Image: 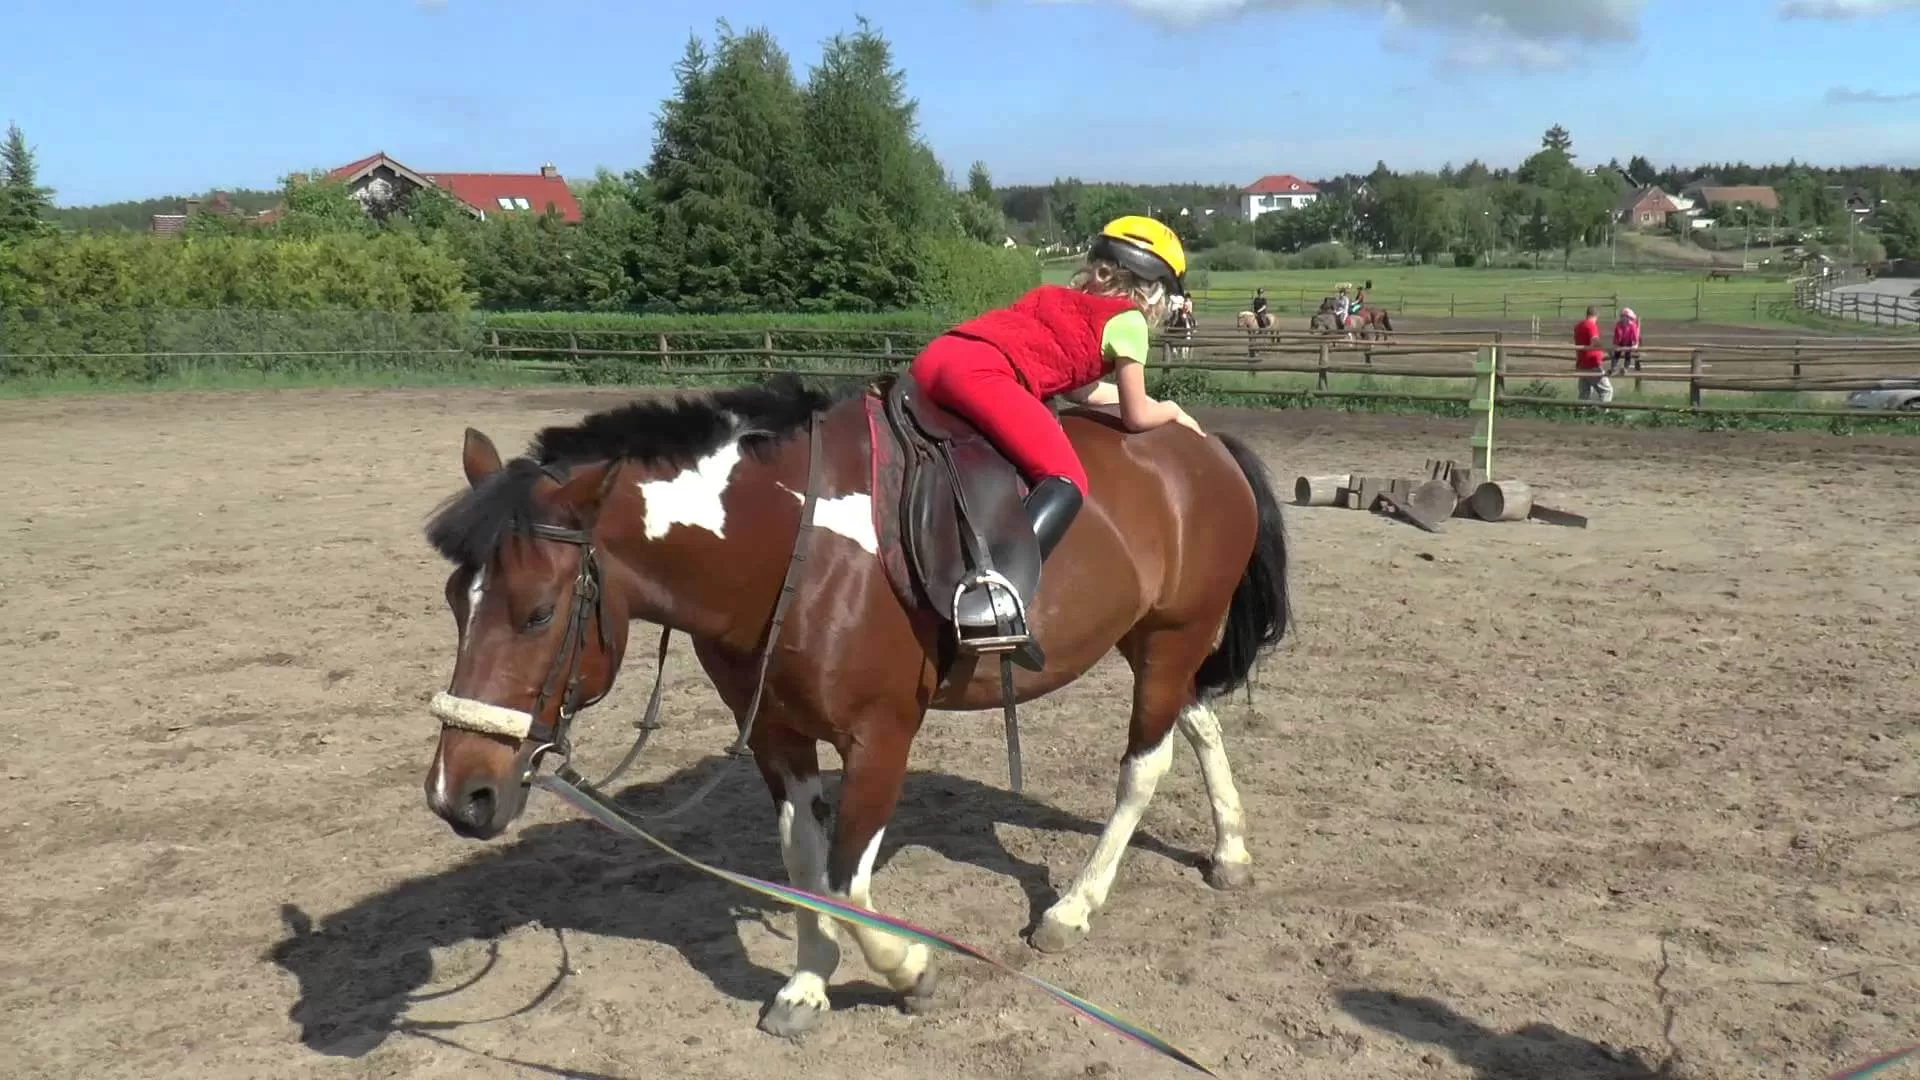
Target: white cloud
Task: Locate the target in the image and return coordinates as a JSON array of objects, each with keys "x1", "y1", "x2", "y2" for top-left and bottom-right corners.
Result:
[
  {"x1": 1029, "y1": 0, "x2": 1643, "y2": 41},
  {"x1": 1779, "y1": 0, "x2": 1920, "y2": 17},
  {"x1": 1825, "y1": 86, "x2": 1920, "y2": 104},
  {"x1": 1030, "y1": 0, "x2": 1641, "y2": 76}
]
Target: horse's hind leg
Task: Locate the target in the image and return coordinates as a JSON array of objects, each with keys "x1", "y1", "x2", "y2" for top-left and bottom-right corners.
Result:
[
  {"x1": 1030, "y1": 625, "x2": 1210, "y2": 954},
  {"x1": 757, "y1": 728, "x2": 844, "y2": 1039},
  {"x1": 1177, "y1": 702, "x2": 1254, "y2": 890}
]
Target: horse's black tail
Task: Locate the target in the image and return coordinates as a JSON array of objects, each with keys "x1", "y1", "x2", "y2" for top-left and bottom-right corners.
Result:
[{"x1": 1194, "y1": 433, "x2": 1291, "y2": 702}]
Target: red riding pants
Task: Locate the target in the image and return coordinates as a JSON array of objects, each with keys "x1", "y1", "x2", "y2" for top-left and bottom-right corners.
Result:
[{"x1": 910, "y1": 335, "x2": 1089, "y2": 493}]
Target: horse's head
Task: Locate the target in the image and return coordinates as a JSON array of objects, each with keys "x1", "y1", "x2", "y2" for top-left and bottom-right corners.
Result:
[{"x1": 421, "y1": 428, "x2": 635, "y2": 839}]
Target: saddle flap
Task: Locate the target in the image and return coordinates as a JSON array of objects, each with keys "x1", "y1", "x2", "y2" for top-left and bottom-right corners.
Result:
[{"x1": 873, "y1": 374, "x2": 1042, "y2": 623}]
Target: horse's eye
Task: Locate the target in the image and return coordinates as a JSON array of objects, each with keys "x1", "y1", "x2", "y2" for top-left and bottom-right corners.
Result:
[{"x1": 524, "y1": 605, "x2": 555, "y2": 631}]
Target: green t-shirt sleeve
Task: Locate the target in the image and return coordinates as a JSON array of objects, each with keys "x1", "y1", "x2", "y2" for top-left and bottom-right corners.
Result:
[{"x1": 1100, "y1": 309, "x2": 1151, "y2": 367}]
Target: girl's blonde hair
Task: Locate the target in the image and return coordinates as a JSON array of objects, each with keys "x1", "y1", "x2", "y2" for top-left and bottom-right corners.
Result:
[{"x1": 1070, "y1": 257, "x2": 1171, "y2": 326}]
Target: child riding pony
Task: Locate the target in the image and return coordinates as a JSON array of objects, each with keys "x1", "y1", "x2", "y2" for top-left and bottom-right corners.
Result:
[{"x1": 910, "y1": 215, "x2": 1202, "y2": 647}]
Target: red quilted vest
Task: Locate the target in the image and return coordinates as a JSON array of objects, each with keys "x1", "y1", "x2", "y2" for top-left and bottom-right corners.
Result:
[{"x1": 945, "y1": 286, "x2": 1141, "y2": 398}]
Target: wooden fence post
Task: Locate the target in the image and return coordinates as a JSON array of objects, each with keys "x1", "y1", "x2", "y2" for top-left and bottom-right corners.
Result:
[
  {"x1": 1792, "y1": 339, "x2": 1802, "y2": 381},
  {"x1": 658, "y1": 332, "x2": 670, "y2": 368},
  {"x1": 1450, "y1": 293, "x2": 1456, "y2": 318},
  {"x1": 488, "y1": 328, "x2": 500, "y2": 364},
  {"x1": 1471, "y1": 345, "x2": 1497, "y2": 478},
  {"x1": 1492, "y1": 331, "x2": 1507, "y2": 396},
  {"x1": 1752, "y1": 292, "x2": 1760, "y2": 318},
  {"x1": 1316, "y1": 340, "x2": 1330, "y2": 390},
  {"x1": 1502, "y1": 293, "x2": 1511, "y2": 319},
  {"x1": 568, "y1": 330, "x2": 580, "y2": 371},
  {"x1": 1689, "y1": 349, "x2": 1703, "y2": 409},
  {"x1": 1694, "y1": 283, "x2": 1703, "y2": 322}
]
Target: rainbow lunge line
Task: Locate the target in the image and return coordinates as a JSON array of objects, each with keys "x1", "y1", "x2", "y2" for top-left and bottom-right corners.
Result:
[
  {"x1": 1830, "y1": 1045, "x2": 1920, "y2": 1080},
  {"x1": 535, "y1": 771, "x2": 1219, "y2": 1076}
]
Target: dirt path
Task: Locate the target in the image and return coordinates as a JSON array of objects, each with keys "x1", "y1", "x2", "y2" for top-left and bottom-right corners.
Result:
[{"x1": 1, "y1": 389, "x2": 1914, "y2": 1080}]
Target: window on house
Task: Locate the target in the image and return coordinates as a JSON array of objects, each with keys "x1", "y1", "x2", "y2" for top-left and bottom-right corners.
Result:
[
  {"x1": 514, "y1": 197, "x2": 531, "y2": 210},
  {"x1": 496, "y1": 197, "x2": 514, "y2": 210}
]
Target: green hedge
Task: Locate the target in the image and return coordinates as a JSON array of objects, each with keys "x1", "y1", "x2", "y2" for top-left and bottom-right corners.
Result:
[
  {"x1": 0, "y1": 307, "x2": 483, "y2": 382},
  {"x1": 0, "y1": 231, "x2": 473, "y2": 313},
  {"x1": 918, "y1": 234, "x2": 1041, "y2": 317}
]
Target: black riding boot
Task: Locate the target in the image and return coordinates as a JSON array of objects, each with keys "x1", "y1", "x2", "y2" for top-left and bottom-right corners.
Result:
[{"x1": 1024, "y1": 475, "x2": 1083, "y2": 560}]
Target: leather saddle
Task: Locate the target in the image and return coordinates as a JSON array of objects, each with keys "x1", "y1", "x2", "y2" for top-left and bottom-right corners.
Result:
[{"x1": 875, "y1": 373, "x2": 1041, "y2": 655}]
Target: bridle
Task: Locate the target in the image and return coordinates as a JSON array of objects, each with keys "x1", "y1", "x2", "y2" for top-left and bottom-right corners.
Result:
[{"x1": 429, "y1": 411, "x2": 825, "y2": 805}]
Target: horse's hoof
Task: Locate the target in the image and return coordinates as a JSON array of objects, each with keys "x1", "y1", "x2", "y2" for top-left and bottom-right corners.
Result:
[
  {"x1": 898, "y1": 957, "x2": 948, "y2": 1015},
  {"x1": 758, "y1": 999, "x2": 828, "y2": 1040},
  {"x1": 1029, "y1": 915, "x2": 1090, "y2": 955},
  {"x1": 1204, "y1": 858, "x2": 1255, "y2": 891}
]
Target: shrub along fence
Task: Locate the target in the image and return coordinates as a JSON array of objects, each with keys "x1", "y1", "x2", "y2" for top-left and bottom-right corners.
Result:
[{"x1": 0, "y1": 307, "x2": 481, "y2": 382}]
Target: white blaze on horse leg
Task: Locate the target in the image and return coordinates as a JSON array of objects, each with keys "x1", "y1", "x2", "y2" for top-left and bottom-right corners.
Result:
[
  {"x1": 634, "y1": 440, "x2": 744, "y2": 541},
  {"x1": 839, "y1": 828, "x2": 930, "y2": 991},
  {"x1": 1040, "y1": 732, "x2": 1176, "y2": 935},
  {"x1": 1176, "y1": 703, "x2": 1251, "y2": 870},
  {"x1": 780, "y1": 487, "x2": 878, "y2": 555},
  {"x1": 773, "y1": 773, "x2": 842, "y2": 1012}
]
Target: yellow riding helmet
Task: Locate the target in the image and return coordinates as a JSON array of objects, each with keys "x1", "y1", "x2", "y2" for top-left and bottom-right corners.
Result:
[{"x1": 1092, "y1": 215, "x2": 1187, "y2": 296}]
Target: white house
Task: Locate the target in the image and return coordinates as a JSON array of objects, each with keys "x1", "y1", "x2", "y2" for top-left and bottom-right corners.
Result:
[{"x1": 1241, "y1": 174, "x2": 1320, "y2": 222}]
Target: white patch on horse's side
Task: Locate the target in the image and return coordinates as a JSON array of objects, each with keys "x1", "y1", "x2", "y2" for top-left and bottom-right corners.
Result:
[
  {"x1": 780, "y1": 487, "x2": 878, "y2": 554},
  {"x1": 635, "y1": 439, "x2": 744, "y2": 541},
  {"x1": 774, "y1": 773, "x2": 841, "y2": 1011}
]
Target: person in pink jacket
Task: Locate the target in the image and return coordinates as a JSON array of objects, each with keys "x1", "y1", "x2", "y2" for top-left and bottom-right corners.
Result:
[{"x1": 1610, "y1": 308, "x2": 1641, "y2": 376}]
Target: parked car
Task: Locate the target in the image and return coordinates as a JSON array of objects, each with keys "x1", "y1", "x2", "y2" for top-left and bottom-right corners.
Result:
[{"x1": 1845, "y1": 379, "x2": 1920, "y2": 411}]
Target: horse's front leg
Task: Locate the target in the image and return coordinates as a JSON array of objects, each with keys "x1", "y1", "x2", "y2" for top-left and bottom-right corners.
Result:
[
  {"x1": 826, "y1": 723, "x2": 942, "y2": 1012},
  {"x1": 756, "y1": 728, "x2": 844, "y2": 1038}
]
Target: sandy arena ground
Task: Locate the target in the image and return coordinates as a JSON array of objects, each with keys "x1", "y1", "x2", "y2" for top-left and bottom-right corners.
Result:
[{"x1": 1, "y1": 387, "x2": 1915, "y2": 1080}]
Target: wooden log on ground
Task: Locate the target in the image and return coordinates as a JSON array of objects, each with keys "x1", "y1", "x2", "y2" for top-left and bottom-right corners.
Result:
[
  {"x1": 1527, "y1": 505, "x2": 1589, "y2": 529},
  {"x1": 1471, "y1": 479, "x2": 1533, "y2": 522},
  {"x1": 1405, "y1": 479, "x2": 1459, "y2": 530},
  {"x1": 1375, "y1": 493, "x2": 1444, "y2": 534},
  {"x1": 1294, "y1": 474, "x2": 1351, "y2": 507}
]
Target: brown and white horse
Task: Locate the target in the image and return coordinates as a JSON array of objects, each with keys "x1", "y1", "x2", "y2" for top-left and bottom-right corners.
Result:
[{"x1": 419, "y1": 376, "x2": 1289, "y2": 1038}]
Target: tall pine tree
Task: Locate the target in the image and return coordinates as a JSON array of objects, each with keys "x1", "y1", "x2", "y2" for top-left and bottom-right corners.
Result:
[{"x1": 1, "y1": 122, "x2": 56, "y2": 242}]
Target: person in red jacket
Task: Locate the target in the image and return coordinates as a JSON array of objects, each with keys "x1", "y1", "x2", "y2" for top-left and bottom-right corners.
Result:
[
  {"x1": 909, "y1": 214, "x2": 1201, "y2": 635},
  {"x1": 1574, "y1": 306, "x2": 1612, "y2": 403}
]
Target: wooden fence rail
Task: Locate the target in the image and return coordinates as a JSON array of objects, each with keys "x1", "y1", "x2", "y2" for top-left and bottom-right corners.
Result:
[{"x1": 476, "y1": 326, "x2": 1920, "y2": 418}]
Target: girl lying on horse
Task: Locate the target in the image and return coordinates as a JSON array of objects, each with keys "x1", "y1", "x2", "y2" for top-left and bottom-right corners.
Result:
[{"x1": 909, "y1": 215, "x2": 1203, "y2": 582}]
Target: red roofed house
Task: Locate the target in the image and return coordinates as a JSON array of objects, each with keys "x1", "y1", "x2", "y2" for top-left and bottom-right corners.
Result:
[
  {"x1": 1241, "y1": 174, "x2": 1320, "y2": 222},
  {"x1": 320, "y1": 151, "x2": 583, "y2": 223}
]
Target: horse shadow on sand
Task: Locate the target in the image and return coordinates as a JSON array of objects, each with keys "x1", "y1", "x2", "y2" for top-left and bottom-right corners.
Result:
[
  {"x1": 1337, "y1": 989, "x2": 1676, "y2": 1080},
  {"x1": 269, "y1": 756, "x2": 1199, "y2": 1062}
]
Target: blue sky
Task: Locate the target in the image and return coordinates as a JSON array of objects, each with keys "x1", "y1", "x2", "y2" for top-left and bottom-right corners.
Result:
[{"x1": 7, "y1": 0, "x2": 1919, "y2": 206}]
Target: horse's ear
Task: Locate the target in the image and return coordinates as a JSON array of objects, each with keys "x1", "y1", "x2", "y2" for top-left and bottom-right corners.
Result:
[
  {"x1": 462, "y1": 428, "x2": 503, "y2": 488},
  {"x1": 546, "y1": 462, "x2": 618, "y2": 520}
]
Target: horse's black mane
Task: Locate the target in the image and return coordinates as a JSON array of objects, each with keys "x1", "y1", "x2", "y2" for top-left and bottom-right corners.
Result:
[{"x1": 424, "y1": 375, "x2": 853, "y2": 567}]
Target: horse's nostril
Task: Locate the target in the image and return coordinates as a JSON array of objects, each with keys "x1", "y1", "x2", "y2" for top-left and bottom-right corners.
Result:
[{"x1": 462, "y1": 785, "x2": 495, "y2": 827}]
